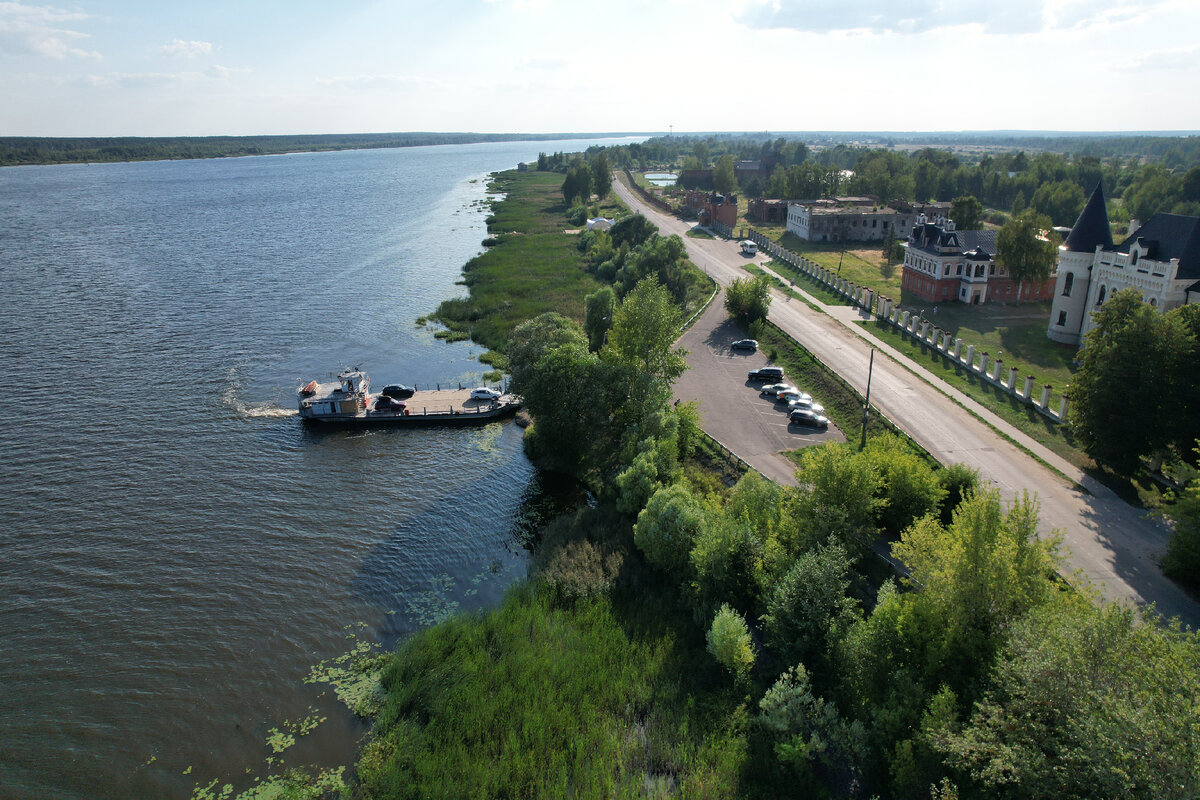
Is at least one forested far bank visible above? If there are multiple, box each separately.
[0,132,646,167]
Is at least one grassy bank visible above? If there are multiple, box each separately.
[431,171,612,358]
[356,555,749,798]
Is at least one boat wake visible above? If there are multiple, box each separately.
[239,404,298,419]
[220,369,299,419]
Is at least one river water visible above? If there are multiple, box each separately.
[0,137,640,799]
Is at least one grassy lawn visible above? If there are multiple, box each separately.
[905,301,1080,393]
[760,259,849,308]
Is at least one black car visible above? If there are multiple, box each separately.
[748,366,784,382]
[731,339,758,351]
[381,384,415,399]
[788,408,829,429]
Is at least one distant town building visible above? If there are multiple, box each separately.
[683,190,738,228]
[748,198,788,223]
[786,197,937,243]
[901,214,1055,305]
[735,160,768,184]
[1048,184,1200,345]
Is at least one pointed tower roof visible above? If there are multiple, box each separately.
[1063,184,1113,253]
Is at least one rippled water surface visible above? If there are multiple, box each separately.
[0,138,636,799]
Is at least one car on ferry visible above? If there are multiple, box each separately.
[469,387,502,401]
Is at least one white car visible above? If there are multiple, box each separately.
[787,397,825,415]
[469,387,501,401]
[777,389,812,405]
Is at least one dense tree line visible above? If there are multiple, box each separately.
[604,134,1200,226]
[0,132,625,167]
[504,294,1200,796]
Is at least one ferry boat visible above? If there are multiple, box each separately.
[297,368,520,427]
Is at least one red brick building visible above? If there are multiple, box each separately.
[902,215,1055,305]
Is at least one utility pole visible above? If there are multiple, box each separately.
[859,348,875,451]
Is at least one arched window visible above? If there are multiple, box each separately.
[1097,285,1107,306]
[1150,297,1158,307]
[1063,272,1074,296]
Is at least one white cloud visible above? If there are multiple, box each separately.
[157,38,213,58]
[735,0,1046,34]
[0,1,99,58]
[80,66,249,89]
[205,64,249,80]
[520,55,567,71]
[1118,43,1200,71]
[315,74,442,89]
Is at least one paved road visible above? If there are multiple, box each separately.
[614,176,1199,626]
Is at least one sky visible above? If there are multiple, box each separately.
[2,0,1199,137]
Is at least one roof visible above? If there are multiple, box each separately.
[1117,213,1200,278]
[908,223,998,259]
[1063,184,1113,253]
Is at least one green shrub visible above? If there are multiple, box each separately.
[707,604,755,683]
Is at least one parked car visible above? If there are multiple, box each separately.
[381,384,415,399]
[731,339,758,351]
[777,389,812,405]
[789,408,829,428]
[373,395,405,412]
[469,387,502,401]
[787,397,825,415]
[760,382,796,397]
[748,366,784,382]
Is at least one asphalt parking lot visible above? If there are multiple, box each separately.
[673,290,844,485]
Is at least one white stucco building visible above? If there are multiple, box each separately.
[1048,184,1200,345]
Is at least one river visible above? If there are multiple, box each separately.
[0,136,641,799]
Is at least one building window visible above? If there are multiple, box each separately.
[1131,251,1139,267]
[989,264,996,275]
[1150,297,1158,307]
[1097,285,1106,306]
[956,263,963,276]
[1063,272,1074,296]
[944,264,951,276]
[1057,310,1067,326]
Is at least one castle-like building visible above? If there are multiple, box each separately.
[1047,185,1200,345]
[900,214,1056,305]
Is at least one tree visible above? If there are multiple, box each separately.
[634,483,707,578]
[881,227,898,267]
[1030,180,1086,227]
[590,150,611,201]
[707,604,755,683]
[714,154,737,195]
[1070,289,1190,474]
[583,287,615,352]
[890,488,1061,685]
[760,543,859,671]
[602,276,688,412]
[996,210,1057,304]
[949,195,983,230]
[934,600,1200,800]
[723,274,772,324]
[561,162,592,206]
